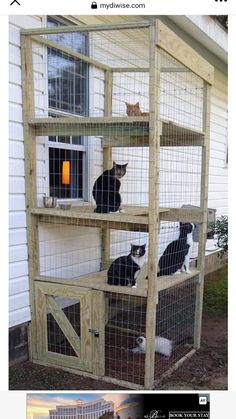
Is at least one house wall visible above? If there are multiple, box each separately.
[9,15,228,332]
[9,15,45,328]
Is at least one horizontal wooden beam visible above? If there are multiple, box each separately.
[112,67,149,73]
[31,205,203,229]
[34,267,199,297]
[156,20,214,85]
[21,21,151,36]
[111,66,190,73]
[160,207,204,223]
[30,35,111,71]
[29,116,204,145]
[29,116,149,137]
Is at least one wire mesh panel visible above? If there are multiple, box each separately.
[154,277,197,382]
[105,293,147,387]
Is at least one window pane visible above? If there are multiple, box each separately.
[72,136,83,145]
[49,148,83,199]
[47,17,88,116]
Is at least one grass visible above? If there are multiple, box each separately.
[203,264,228,315]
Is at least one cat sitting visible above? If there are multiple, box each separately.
[158,222,195,276]
[132,335,173,358]
[92,161,127,213]
[125,101,149,116]
[107,244,146,287]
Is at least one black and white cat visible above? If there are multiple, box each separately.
[107,244,146,287]
[92,161,128,213]
[132,335,173,357]
[158,222,195,276]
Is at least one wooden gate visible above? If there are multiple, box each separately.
[34,281,105,376]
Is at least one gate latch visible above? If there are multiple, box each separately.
[89,328,99,337]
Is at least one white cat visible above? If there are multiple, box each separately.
[132,335,173,358]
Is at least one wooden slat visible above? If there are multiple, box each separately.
[29,116,150,137]
[21,21,151,36]
[46,295,81,358]
[42,352,85,371]
[21,34,39,361]
[30,206,203,231]
[194,82,212,349]
[34,283,47,359]
[30,35,111,71]
[156,20,214,85]
[103,135,204,148]
[29,116,204,145]
[155,349,196,384]
[91,290,105,376]
[34,268,200,298]
[144,22,161,389]
[160,207,204,223]
[101,70,113,270]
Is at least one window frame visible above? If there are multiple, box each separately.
[46,15,89,202]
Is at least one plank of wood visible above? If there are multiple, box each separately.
[46,295,81,358]
[30,35,111,72]
[29,116,204,145]
[144,21,161,390]
[91,290,105,376]
[194,82,212,349]
[34,283,47,359]
[102,70,113,270]
[21,34,39,361]
[156,20,214,85]
[21,21,151,36]
[34,268,200,297]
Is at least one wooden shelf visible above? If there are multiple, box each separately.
[28,117,205,147]
[31,205,203,231]
[34,267,200,297]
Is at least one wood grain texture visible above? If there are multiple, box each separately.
[156,20,214,85]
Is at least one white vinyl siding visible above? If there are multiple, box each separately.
[9,15,45,327]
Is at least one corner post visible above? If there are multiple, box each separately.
[144,21,162,389]
[194,81,211,348]
[101,70,113,269]
[21,34,39,360]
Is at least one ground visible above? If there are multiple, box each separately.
[9,265,227,391]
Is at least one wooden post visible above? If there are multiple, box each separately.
[194,82,211,348]
[101,70,113,270]
[144,21,161,389]
[21,34,39,361]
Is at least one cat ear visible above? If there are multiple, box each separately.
[136,101,139,106]
[124,162,128,167]
[113,161,116,167]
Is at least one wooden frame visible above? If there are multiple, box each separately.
[21,18,213,390]
[34,282,105,375]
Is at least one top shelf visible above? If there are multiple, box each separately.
[28,117,205,147]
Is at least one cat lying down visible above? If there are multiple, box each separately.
[132,335,173,358]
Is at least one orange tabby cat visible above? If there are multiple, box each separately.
[125,101,149,116]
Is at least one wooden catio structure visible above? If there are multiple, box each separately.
[21,19,214,389]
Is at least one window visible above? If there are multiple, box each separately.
[47,16,89,200]
[47,17,88,116]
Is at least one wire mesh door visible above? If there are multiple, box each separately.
[34,282,104,374]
